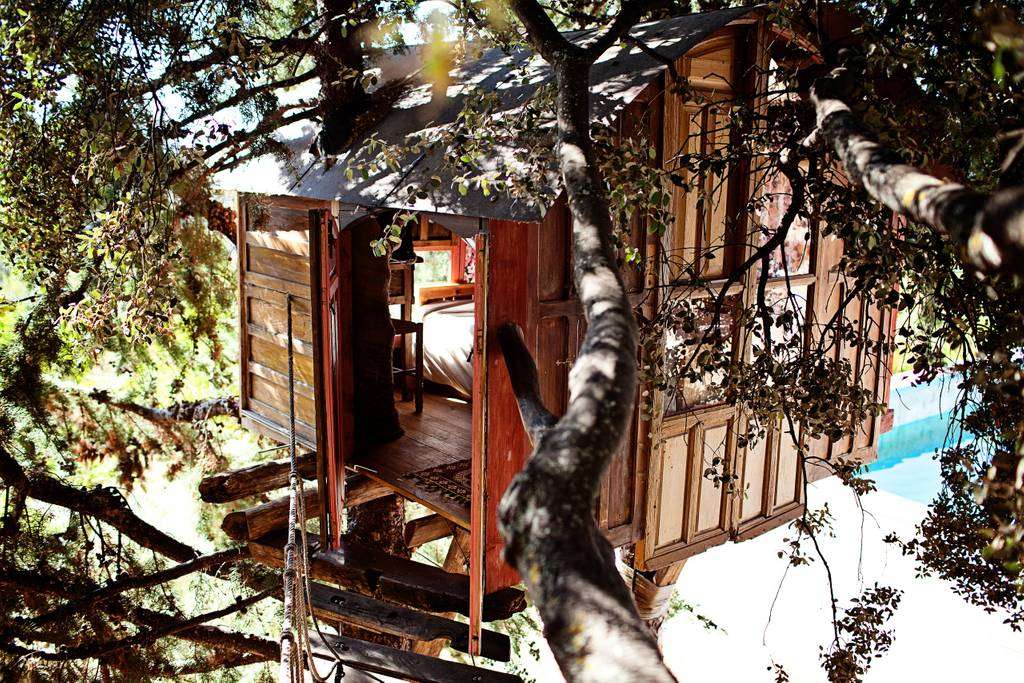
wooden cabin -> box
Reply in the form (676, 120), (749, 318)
(205, 6), (893, 680)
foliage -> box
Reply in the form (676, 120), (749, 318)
(0, 0), (1023, 680)
(820, 584), (903, 683)
(665, 593), (724, 632)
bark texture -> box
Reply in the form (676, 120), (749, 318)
(89, 392), (239, 424)
(315, 0), (375, 154)
(0, 446), (199, 563)
(338, 217), (408, 648)
(498, 3), (675, 681)
(1, 567), (279, 664)
(350, 217), (403, 447)
(811, 68), (1024, 273)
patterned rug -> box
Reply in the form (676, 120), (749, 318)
(401, 460), (471, 509)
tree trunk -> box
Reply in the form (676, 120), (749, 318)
(810, 67), (1024, 274)
(340, 217), (408, 649)
(316, 0), (375, 154)
(497, 4), (676, 679)
(621, 562), (685, 637)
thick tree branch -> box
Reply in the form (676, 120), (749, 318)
(1, 568), (279, 661)
(0, 446), (199, 562)
(89, 392), (239, 424)
(582, 4), (653, 59)
(4, 589), (273, 662)
(499, 2), (674, 681)
(21, 547), (249, 629)
(497, 322), (557, 444)
(810, 68), (1024, 273)
(149, 650), (270, 677)
(131, 606), (279, 661)
(508, 0), (573, 60)
(172, 68), (319, 133)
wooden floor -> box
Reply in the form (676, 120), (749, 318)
(350, 393), (472, 528)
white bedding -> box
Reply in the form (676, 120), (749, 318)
(419, 300), (475, 397)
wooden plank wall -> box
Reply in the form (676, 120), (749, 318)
(639, 29), (749, 569)
(638, 21), (894, 568)
(236, 193), (329, 449)
(804, 233), (893, 482)
(532, 197), (649, 548)
(478, 219), (537, 595)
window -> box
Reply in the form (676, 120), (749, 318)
(414, 250), (451, 286)
(756, 170), (813, 278)
(664, 294), (739, 414)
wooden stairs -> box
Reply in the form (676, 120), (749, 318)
(309, 632), (521, 683)
(200, 450), (526, 682)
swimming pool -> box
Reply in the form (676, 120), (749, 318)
(864, 374), (972, 504)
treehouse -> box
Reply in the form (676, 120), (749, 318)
(206, 6), (892, 680)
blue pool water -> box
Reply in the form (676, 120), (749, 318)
(864, 375), (971, 504)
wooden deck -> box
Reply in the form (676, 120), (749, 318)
(350, 393), (472, 528)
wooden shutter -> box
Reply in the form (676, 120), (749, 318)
(237, 194), (328, 449)
(642, 405), (738, 568)
(663, 35), (738, 283)
(309, 208), (354, 549)
(805, 233), (893, 480)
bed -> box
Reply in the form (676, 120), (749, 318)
(418, 299), (475, 397)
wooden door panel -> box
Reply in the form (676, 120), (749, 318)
(643, 406), (735, 568)
(696, 422), (731, 534)
(773, 422), (802, 512)
(737, 428), (769, 526)
(733, 418), (805, 541)
(237, 193), (328, 451)
(479, 219), (536, 595)
(654, 431), (690, 548)
(309, 208), (354, 549)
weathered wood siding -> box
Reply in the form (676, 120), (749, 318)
(637, 23), (893, 569)
(236, 193), (329, 449)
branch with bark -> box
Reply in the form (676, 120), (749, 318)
(1, 589), (273, 662)
(88, 391), (239, 425)
(809, 67), (1024, 274)
(498, 2), (675, 681)
(1, 567), (279, 666)
(0, 445), (199, 562)
(20, 547), (249, 629)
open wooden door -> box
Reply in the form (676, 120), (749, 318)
(309, 207), (354, 550)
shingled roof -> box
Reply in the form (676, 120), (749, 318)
(218, 5), (757, 224)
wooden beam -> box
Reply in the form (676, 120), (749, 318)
(198, 452), (316, 503)
(248, 530), (526, 621)
(309, 632), (520, 683)
(404, 514), (455, 549)
(220, 476), (391, 541)
(308, 582), (510, 661)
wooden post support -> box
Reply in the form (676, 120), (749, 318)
(310, 207), (354, 550)
(468, 233), (488, 656)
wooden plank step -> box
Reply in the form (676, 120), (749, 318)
(250, 530), (526, 621)
(310, 632), (521, 683)
(309, 582), (510, 661)
(350, 441), (471, 530)
(221, 476), (392, 541)
(405, 514), (455, 548)
(199, 452), (316, 503)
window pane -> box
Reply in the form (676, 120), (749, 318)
(753, 284), (810, 361)
(414, 250), (451, 286)
(665, 295), (738, 414)
(460, 238), (476, 283)
(757, 170), (812, 277)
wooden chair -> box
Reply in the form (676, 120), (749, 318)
(392, 317), (423, 413)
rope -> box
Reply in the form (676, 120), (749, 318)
(280, 294), (346, 683)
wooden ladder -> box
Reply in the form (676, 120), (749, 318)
(200, 461), (526, 682)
